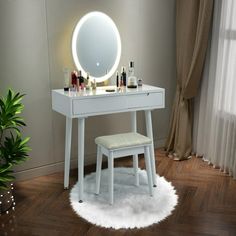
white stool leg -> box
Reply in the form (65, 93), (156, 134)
(133, 155), (139, 186)
(95, 146), (102, 194)
(144, 146), (153, 196)
(108, 151), (114, 205)
(131, 111), (139, 186)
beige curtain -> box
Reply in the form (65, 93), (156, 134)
(194, 0), (236, 178)
(165, 0), (213, 160)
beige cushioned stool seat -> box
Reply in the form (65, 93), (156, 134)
(95, 132), (152, 150)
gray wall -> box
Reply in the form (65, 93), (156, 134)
(0, 0), (176, 180)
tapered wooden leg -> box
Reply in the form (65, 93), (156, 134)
(145, 110), (157, 187)
(64, 117), (72, 189)
(95, 146), (102, 194)
(78, 118), (85, 202)
(144, 146), (153, 196)
(108, 152), (114, 205)
(131, 111), (139, 186)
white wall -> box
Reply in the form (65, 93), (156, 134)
(0, 0), (176, 180)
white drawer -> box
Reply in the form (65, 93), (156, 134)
(127, 92), (163, 109)
(73, 96), (127, 115)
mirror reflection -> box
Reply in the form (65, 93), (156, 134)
(72, 12), (121, 83)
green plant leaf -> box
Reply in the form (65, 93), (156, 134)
(20, 136), (30, 146)
(1, 132), (31, 165)
(0, 163), (12, 173)
(0, 182), (8, 190)
(0, 176), (15, 182)
(0, 89), (26, 133)
(0, 89), (30, 189)
(0, 163), (14, 190)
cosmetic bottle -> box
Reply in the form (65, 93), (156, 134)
(121, 67), (126, 86)
(116, 71), (119, 87)
(120, 74), (124, 87)
(63, 68), (70, 91)
(86, 72), (92, 90)
(71, 71), (77, 91)
(92, 79), (96, 90)
(138, 78), (143, 86)
(78, 70), (85, 90)
(80, 78), (85, 90)
(127, 61), (137, 88)
(128, 61), (134, 77)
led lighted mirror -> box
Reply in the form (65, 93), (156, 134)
(72, 11), (121, 83)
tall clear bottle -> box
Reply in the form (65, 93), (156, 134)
(127, 61), (137, 88)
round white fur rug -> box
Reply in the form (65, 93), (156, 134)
(70, 167), (178, 229)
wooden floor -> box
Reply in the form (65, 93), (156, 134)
(1, 149), (236, 236)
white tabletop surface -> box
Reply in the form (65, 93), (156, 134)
(52, 84), (164, 99)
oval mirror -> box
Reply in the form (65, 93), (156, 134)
(72, 12), (121, 83)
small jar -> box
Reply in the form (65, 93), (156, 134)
(138, 78), (143, 86)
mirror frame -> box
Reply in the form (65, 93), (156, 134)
(72, 11), (121, 83)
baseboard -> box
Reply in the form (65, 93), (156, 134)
(14, 153), (95, 181)
(14, 138), (166, 182)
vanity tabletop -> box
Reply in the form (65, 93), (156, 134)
(52, 84), (165, 117)
(52, 84), (165, 99)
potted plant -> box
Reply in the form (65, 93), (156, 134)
(0, 89), (30, 214)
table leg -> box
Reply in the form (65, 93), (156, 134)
(145, 110), (157, 187)
(64, 117), (72, 189)
(78, 118), (85, 202)
(131, 111), (139, 186)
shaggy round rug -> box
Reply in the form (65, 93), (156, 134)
(70, 167), (178, 229)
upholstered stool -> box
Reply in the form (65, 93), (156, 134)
(95, 132), (153, 204)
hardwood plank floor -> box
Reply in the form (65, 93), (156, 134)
(1, 149), (236, 236)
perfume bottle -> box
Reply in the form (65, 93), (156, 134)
(121, 67), (126, 86)
(127, 61), (137, 88)
(86, 72), (92, 90)
(120, 74), (124, 87)
(71, 70), (77, 91)
(78, 70), (85, 90)
(116, 71), (119, 87)
(128, 61), (135, 77)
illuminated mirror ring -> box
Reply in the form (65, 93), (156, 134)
(72, 12), (121, 83)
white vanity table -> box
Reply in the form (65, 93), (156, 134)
(52, 84), (165, 202)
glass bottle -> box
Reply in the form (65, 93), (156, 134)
(127, 61), (137, 88)
(121, 67), (126, 86)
